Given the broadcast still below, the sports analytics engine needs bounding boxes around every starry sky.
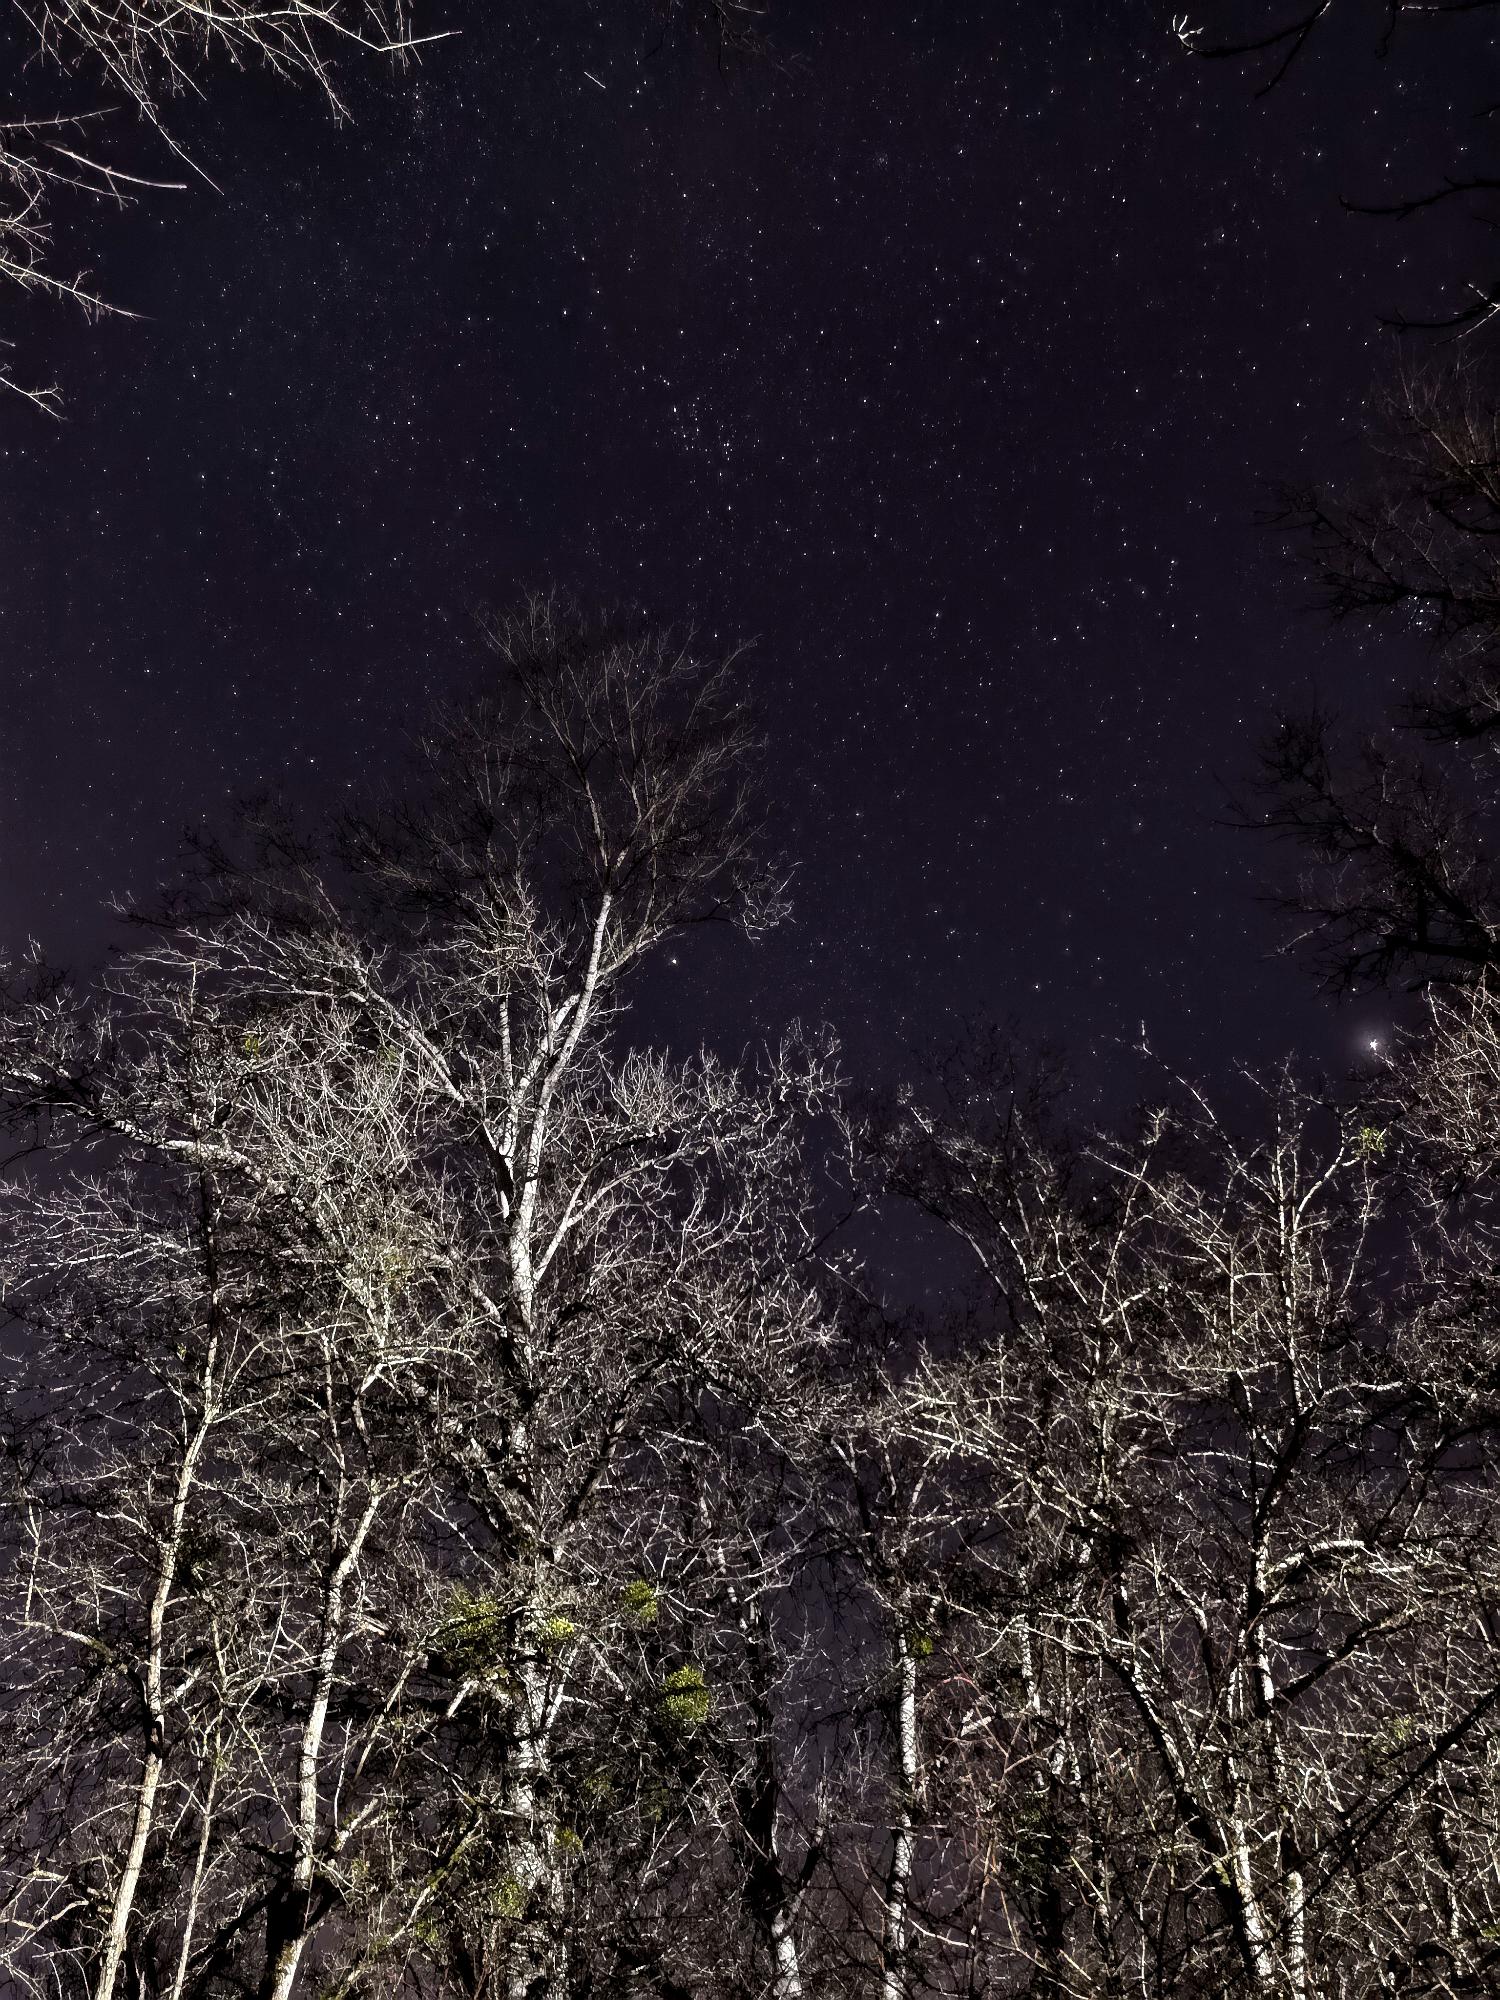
[3,1,1495,1101]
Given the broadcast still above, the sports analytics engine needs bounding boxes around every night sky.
[4,2,1496,1102]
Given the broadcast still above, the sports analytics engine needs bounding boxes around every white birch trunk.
[93,1367,217,2000]
[1224,1808,1278,1998]
[768,1904,804,2000]
[262,1492,382,2000]
[1284,1864,1308,2000]
[880,1631,920,2000]
[168,1753,220,2000]
[503,1657,564,2000]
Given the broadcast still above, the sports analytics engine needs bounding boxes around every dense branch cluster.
[1252,365,1500,991]
[1,598,1499,1999]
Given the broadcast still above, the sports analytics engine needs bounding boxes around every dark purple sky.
[3,1,1495,1101]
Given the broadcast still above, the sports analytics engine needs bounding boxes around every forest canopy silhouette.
[9,5,1500,1998]
[3,562,1500,1997]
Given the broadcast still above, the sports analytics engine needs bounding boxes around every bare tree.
[1278,364,1500,745]
[0,0,435,413]
[877,1043,1500,1996]
[0,597,839,2000]
[11,593,1500,2000]
[1247,363,1500,990]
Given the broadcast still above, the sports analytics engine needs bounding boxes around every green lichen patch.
[659,1663,710,1731]
[435,1587,512,1682]
[1355,1124,1388,1160]
[621,1578,660,1625]
[537,1613,577,1654]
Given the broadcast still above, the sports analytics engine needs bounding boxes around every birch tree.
[0,596,825,2000]
[881,1047,1500,1996]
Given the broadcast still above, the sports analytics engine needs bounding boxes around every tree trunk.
[94,1368,217,2000]
[742,1805,805,2000]
[168,1753,220,2000]
[504,1657,565,2000]
[880,1631,920,2000]
[262,1492,382,2000]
